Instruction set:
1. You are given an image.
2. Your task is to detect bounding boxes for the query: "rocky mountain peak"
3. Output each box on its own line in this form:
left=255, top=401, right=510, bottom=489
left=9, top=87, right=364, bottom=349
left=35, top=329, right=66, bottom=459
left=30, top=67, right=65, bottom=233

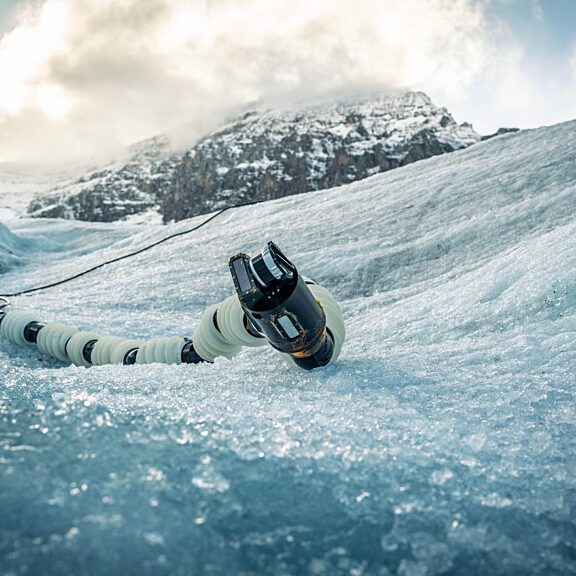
left=27, top=91, right=481, bottom=224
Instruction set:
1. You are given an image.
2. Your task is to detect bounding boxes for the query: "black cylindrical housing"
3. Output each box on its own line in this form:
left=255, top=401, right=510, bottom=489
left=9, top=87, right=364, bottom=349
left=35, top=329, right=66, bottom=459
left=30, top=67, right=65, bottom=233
left=291, top=329, right=335, bottom=370
left=24, top=321, right=46, bottom=344
left=229, top=242, right=334, bottom=369
left=123, top=348, right=139, bottom=365
left=251, top=272, right=326, bottom=354
left=181, top=340, right=205, bottom=364
left=83, top=339, right=98, bottom=364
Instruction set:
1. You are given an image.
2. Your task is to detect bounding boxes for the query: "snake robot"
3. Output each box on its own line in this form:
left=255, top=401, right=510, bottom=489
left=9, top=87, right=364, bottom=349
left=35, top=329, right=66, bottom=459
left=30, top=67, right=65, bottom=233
left=0, top=242, right=345, bottom=370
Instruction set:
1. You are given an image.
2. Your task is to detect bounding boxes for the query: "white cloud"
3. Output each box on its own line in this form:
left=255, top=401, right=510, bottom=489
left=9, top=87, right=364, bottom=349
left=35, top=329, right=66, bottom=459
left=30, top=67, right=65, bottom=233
left=531, top=0, right=544, bottom=21
left=443, top=33, right=576, bottom=135
left=0, top=0, right=491, bottom=162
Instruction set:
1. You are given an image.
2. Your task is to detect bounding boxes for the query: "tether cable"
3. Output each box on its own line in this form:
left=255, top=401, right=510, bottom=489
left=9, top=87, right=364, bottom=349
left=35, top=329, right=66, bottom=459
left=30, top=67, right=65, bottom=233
left=1, top=201, right=260, bottom=299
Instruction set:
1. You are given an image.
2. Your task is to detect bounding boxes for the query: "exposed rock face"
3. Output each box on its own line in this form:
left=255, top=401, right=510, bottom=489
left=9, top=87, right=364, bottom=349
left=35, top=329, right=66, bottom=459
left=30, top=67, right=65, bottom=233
left=28, top=92, right=481, bottom=224
left=161, top=92, right=480, bottom=222
left=27, top=137, right=178, bottom=223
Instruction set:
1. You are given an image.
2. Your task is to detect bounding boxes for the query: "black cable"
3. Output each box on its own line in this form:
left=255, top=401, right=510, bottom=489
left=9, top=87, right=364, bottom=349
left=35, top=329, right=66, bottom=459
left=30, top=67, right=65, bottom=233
left=2, top=201, right=259, bottom=299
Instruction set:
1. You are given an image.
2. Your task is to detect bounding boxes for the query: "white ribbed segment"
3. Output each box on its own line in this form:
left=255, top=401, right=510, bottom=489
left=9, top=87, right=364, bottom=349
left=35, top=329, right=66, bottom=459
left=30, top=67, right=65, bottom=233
left=0, top=310, right=42, bottom=347
left=109, top=339, right=143, bottom=365
left=36, top=323, right=79, bottom=362
left=309, top=284, right=346, bottom=361
left=217, top=295, right=266, bottom=348
left=193, top=304, right=242, bottom=362
left=91, top=336, right=125, bottom=366
left=135, top=339, right=160, bottom=364
left=135, top=336, right=186, bottom=365
left=66, top=331, right=100, bottom=367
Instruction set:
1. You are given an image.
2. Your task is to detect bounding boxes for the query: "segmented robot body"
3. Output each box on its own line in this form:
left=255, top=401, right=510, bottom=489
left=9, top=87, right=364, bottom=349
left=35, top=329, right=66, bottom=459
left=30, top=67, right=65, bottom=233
left=0, top=242, right=345, bottom=370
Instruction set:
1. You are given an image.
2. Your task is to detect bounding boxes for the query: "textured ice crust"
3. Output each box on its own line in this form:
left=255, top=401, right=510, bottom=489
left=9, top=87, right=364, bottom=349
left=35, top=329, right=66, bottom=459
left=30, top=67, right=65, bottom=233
left=1, top=121, right=576, bottom=575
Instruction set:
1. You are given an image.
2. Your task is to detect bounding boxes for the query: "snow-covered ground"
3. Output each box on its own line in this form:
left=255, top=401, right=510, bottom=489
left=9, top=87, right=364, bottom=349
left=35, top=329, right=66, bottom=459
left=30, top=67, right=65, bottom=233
left=0, top=121, right=575, bottom=575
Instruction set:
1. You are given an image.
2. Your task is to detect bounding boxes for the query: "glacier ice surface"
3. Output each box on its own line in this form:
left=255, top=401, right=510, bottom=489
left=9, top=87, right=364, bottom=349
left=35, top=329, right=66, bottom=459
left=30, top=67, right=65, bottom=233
left=0, top=121, right=575, bottom=575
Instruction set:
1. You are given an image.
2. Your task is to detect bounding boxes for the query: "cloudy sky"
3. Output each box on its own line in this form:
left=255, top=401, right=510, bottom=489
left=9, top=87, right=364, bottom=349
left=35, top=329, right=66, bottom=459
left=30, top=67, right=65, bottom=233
left=0, top=0, right=574, bottom=163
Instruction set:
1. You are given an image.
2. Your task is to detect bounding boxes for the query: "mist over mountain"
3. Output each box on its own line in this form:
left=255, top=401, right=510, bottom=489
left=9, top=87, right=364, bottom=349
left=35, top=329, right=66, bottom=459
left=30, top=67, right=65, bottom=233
left=27, top=91, right=481, bottom=224
left=0, top=0, right=491, bottom=163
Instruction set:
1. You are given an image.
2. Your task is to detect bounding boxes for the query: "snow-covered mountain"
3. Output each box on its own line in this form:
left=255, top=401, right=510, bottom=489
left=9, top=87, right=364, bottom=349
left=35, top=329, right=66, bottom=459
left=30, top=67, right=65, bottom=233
left=26, top=92, right=480, bottom=224
left=25, top=137, right=177, bottom=225
left=1, top=120, right=575, bottom=575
